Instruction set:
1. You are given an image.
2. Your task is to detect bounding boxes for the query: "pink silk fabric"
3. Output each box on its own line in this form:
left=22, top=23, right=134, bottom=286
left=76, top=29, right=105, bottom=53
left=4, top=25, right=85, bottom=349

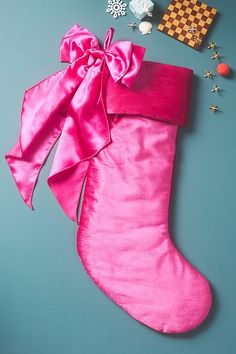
left=78, top=63, right=212, bottom=333
left=78, top=117, right=212, bottom=334
left=5, top=24, right=212, bottom=333
left=5, top=24, right=145, bottom=221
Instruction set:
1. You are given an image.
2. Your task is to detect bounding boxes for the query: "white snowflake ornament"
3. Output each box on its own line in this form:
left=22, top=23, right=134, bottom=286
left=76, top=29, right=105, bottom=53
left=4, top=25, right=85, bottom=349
left=106, top=0, right=128, bottom=19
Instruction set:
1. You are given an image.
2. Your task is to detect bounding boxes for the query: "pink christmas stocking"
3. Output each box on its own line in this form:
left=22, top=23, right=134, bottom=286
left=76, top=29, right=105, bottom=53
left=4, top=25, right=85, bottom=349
left=77, top=62, right=212, bottom=333
left=5, top=25, right=212, bottom=334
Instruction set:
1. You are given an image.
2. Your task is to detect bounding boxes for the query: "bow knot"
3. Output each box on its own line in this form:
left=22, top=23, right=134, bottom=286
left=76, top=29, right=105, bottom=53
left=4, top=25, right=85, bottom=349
left=87, top=48, right=105, bottom=60
left=5, top=24, right=145, bottom=222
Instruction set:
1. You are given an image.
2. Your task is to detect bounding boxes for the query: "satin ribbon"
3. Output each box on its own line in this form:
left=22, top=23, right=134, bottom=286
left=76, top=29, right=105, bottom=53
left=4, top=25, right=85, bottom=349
left=5, top=24, right=145, bottom=222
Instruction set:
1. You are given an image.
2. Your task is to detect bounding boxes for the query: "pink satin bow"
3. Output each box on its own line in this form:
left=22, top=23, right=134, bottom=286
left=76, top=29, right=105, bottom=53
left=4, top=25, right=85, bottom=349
left=5, top=24, right=145, bottom=221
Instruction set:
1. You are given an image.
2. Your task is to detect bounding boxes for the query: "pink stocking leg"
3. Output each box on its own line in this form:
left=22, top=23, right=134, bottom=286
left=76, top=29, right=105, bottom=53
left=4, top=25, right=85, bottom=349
left=77, top=62, right=212, bottom=334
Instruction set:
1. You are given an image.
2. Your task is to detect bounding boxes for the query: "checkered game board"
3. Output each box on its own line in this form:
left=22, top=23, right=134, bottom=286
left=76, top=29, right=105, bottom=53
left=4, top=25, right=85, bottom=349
left=157, top=0, right=217, bottom=49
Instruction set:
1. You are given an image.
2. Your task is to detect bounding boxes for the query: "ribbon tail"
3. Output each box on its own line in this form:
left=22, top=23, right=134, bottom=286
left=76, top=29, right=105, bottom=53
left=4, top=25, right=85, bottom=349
left=5, top=141, right=35, bottom=209
left=48, top=160, right=89, bottom=223
left=47, top=65, right=111, bottom=222
left=47, top=108, right=108, bottom=223
left=5, top=54, right=90, bottom=210
left=5, top=71, right=68, bottom=208
left=47, top=115, right=91, bottom=222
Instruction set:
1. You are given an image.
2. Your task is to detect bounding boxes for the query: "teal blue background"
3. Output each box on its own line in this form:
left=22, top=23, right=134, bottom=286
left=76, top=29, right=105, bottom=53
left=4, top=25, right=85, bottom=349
left=0, top=1, right=236, bottom=353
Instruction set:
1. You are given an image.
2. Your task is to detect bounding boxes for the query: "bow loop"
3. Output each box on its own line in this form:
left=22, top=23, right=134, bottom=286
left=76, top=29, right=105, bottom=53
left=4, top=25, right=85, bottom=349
left=104, top=41, right=133, bottom=85
left=60, top=24, right=99, bottom=63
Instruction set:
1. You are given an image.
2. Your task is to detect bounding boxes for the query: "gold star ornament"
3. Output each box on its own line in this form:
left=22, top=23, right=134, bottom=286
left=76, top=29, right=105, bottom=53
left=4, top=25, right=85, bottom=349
left=208, top=42, right=217, bottom=50
left=211, top=85, right=221, bottom=93
left=211, top=52, right=221, bottom=60
left=204, top=70, right=213, bottom=79
left=127, top=22, right=137, bottom=30
left=209, top=104, right=219, bottom=113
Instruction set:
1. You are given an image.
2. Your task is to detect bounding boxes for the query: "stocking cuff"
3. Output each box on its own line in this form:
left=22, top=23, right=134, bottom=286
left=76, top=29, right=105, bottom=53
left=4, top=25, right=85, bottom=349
left=105, top=61, right=193, bottom=127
